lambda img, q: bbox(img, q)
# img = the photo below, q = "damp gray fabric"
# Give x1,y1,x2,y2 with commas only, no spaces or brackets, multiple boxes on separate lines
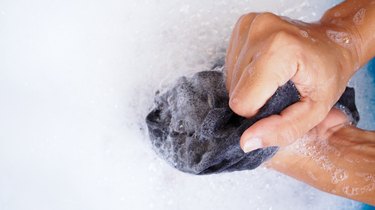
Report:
145,69,359,175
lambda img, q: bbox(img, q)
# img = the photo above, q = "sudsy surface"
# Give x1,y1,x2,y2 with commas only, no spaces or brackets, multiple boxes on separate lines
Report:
0,0,373,209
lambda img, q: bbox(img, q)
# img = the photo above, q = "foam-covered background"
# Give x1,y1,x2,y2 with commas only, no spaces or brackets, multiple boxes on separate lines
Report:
0,0,373,209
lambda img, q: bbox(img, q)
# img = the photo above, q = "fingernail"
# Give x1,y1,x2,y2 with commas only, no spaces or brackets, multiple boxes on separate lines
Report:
242,137,263,153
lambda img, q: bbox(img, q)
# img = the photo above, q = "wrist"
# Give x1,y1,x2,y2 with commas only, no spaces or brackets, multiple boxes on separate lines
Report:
320,0,375,70
319,17,363,75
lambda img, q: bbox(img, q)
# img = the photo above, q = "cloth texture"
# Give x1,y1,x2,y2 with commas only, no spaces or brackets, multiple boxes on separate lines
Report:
145,69,359,175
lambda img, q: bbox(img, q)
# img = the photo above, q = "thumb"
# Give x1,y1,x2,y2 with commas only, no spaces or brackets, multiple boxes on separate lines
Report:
239,98,329,152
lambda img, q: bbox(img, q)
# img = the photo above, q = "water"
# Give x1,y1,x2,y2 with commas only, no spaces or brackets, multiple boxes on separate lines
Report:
350,58,375,130
355,58,375,210
0,0,373,209
326,30,352,48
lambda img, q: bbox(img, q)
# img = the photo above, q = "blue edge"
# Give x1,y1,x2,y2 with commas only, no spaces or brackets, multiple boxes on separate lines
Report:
359,57,375,209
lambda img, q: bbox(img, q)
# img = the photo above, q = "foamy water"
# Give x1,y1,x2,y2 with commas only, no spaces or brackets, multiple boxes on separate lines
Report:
0,0,371,209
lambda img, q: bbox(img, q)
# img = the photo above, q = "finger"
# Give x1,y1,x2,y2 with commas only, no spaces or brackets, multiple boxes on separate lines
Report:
229,32,299,117
239,97,330,152
315,107,350,136
229,13,300,95
225,13,257,91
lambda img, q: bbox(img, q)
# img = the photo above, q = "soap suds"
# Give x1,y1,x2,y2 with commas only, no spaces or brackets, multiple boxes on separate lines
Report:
353,8,366,25
326,30,352,48
342,173,375,196
0,0,367,209
299,30,309,38
291,134,349,185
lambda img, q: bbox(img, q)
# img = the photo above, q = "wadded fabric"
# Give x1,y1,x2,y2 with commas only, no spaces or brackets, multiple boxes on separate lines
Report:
145,69,359,175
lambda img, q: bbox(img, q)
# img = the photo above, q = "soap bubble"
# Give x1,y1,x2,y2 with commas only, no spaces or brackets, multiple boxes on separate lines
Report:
0,0,367,209
353,8,366,25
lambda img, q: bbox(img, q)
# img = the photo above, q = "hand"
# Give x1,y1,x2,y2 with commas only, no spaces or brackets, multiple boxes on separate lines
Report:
225,12,360,152
266,108,375,205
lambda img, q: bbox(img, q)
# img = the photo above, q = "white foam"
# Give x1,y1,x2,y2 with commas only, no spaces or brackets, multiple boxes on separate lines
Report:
299,30,309,38
353,8,366,25
288,133,351,187
0,0,364,209
343,173,375,197
326,30,352,48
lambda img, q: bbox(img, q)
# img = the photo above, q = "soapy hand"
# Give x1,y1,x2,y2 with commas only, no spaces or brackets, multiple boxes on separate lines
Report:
226,0,375,205
225,12,361,152
267,107,375,205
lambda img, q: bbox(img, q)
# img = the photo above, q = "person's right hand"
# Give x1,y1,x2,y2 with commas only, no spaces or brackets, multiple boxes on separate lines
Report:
225,12,361,152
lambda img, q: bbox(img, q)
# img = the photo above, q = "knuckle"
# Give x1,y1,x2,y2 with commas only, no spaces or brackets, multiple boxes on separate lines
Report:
252,12,279,26
269,30,302,52
272,30,294,44
247,13,298,45
278,121,300,145
236,13,256,27
255,12,277,21
236,15,247,26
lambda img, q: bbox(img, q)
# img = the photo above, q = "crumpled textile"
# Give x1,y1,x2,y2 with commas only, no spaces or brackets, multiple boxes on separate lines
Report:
145,69,359,175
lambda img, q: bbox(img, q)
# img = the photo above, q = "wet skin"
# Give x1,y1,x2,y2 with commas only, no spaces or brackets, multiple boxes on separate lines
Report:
226,0,375,205
145,70,359,175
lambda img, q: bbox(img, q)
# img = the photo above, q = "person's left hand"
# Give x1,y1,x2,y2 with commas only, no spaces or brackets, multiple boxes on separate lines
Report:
266,108,375,203
266,107,348,168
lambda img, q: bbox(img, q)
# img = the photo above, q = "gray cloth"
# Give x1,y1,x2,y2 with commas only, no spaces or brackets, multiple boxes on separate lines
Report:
145,70,359,175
